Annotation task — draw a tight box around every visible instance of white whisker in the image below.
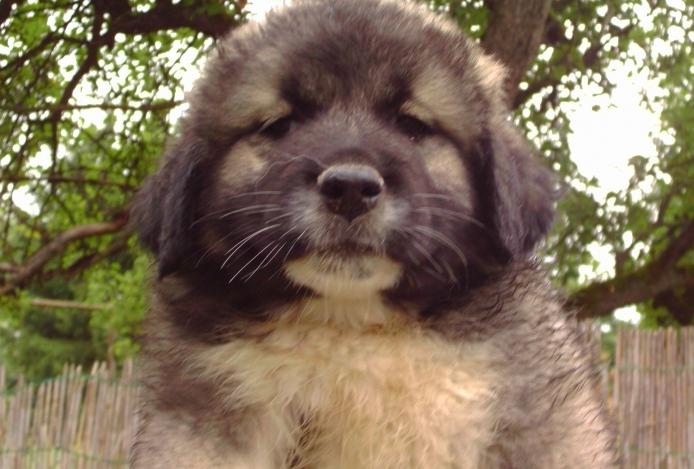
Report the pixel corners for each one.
[219,204,282,219]
[413,225,468,270]
[401,229,445,275]
[412,225,468,286]
[264,212,294,224]
[220,224,281,269]
[412,207,486,229]
[229,242,276,283]
[243,243,285,282]
[411,193,457,201]
[196,230,238,267]
[222,191,282,199]
[283,228,309,262]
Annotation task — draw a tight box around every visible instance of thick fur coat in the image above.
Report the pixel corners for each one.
[130,1,617,467]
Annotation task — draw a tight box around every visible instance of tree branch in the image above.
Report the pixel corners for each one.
[509,5,636,109]
[0,215,129,295]
[105,0,244,38]
[45,231,132,281]
[653,289,694,325]
[653,220,694,270]
[570,220,694,319]
[3,100,182,114]
[512,76,559,109]
[0,0,18,26]
[28,298,110,311]
[0,262,18,273]
[1,33,59,72]
[48,7,106,127]
[2,174,134,190]
[570,267,694,319]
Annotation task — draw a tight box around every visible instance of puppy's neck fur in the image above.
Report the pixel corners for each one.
[182,257,498,467]
[191,307,498,469]
[283,253,407,329]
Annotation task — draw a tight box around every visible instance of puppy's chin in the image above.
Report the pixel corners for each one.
[284,252,402,299]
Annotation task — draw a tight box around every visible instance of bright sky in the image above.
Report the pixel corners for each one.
[563,63,664,325]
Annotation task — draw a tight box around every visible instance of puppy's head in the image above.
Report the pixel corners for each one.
[133,0,556,311]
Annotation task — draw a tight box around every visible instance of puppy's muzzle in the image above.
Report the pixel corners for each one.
[317,164,384,222]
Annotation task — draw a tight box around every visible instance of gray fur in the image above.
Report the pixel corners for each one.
[130,1,616,467]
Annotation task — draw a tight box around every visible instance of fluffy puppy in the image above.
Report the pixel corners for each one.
[130,0,616,467]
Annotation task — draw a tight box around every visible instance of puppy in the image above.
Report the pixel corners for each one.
[130,0,616,467]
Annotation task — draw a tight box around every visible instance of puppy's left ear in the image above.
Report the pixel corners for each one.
[131,139,206,277]
[487,122,558,256]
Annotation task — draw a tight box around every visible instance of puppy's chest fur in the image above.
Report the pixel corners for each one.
[192,298,499,468]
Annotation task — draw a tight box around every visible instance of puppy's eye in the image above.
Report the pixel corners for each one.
[259,115,292,139]
[395,114,433,142]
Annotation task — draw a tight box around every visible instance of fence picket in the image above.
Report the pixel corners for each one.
[613,326,694,468]
[1,327,693,467]
[0,360,139,468]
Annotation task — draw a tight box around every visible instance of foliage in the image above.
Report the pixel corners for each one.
[85,247,150,364]
[443,0,694,326]
[0,0,242,378]
[0,244,149,380]
[0,0,692,378]
[0,290,95,380]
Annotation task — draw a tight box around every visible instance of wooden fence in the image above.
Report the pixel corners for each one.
[0,360,139,468]
[1,327,693,468]
[614,327,694,468]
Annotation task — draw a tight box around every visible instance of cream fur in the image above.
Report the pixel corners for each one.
[192,304,499,469]
[184,254,499,468]
[420,137,473,205]
[219,140,268,187]
[407,65,482,140]
[284,254,402,299]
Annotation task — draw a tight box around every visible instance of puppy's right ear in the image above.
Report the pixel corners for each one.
[487,122,558,256]
[132,139,205,278]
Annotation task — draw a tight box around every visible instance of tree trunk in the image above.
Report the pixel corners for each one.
[481,0,553,107]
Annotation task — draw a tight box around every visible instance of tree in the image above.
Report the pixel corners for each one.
[0,0,692,377]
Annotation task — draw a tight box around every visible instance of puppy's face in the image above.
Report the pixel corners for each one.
[134,0,555,313]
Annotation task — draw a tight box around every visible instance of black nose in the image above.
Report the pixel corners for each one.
[317,165,384,222]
